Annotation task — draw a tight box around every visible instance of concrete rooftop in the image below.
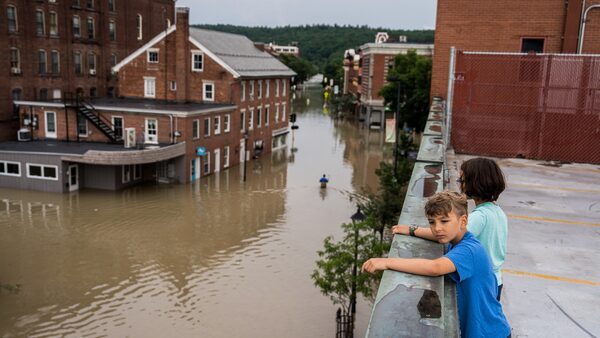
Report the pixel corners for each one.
[447,152,600,337]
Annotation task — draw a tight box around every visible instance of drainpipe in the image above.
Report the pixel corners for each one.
[578,3,600,53]
[169,114,174,143]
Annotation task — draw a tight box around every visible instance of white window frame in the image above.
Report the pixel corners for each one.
[87,16,95,39]
[275,79,280,97]
[51,50,60,74]
[265,105,270,127]
[203,82,214,101]
[0,161,21,177]
[170,81,177,91]
[282,79,287,96]
[241,81,246,102]
[224,146,230,168]
[112,116,123,138]
[249,81,254,100]
[10,47,20,70]
[240,109,246,132]
[26,163,58,181]
[214,115,221,135]
[249,108,254,130]
[7,5,18,33]
[45,111,57,138]
[257,106,262,128]
[49,11,58,36]
[275,103,280,122]
[266,80,270,98]
[136,14,142,40]
[282,103,287,122]
[193,119,200,139]
[224,114,230,133]
[35,9,45,36]
[147,48,159,64]
[258,80,262,99]
[145,118,158,144]
[203,118,211,137]
[191,50,203,72]
[203,151,211,174]
[72,15,80,37]
[122,165,131,183]
[108,20,116,41]
[144,76,156,98]
[88,52,96,74]
[77,118,88,137]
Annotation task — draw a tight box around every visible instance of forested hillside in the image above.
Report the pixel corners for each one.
[192,24,434,71]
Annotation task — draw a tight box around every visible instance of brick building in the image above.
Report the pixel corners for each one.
[431,0,600,98]
[1,7,294,193]
[343,33,433,128]
[1,0,176,142]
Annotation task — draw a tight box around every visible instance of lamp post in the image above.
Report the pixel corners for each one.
[350,207,365,319]
[243,131,249,182]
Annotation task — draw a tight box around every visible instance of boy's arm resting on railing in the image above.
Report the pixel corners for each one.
[392,224,438,241]
[361,257,456,277]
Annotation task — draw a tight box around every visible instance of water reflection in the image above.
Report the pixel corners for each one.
[0,88,386,337]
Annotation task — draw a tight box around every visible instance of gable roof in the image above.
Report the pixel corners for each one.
[189,28,296,79]
[112,25,177,73]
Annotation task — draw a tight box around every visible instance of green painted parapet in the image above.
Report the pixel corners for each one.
[365,100,459,337]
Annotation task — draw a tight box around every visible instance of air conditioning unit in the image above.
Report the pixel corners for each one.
[89,69,96,75]
[11,67,21,74]
[124,127,136,148]
[17,128,31,141]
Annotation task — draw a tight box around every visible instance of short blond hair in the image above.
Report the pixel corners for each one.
[425,191,468,218]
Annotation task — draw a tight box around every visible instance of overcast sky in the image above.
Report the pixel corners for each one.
[176,0,437,30]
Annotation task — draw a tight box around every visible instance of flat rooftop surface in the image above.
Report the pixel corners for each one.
[0,141,171,155]
[447,153,600,337]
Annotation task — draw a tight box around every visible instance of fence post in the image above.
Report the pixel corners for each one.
[445,47,457,150]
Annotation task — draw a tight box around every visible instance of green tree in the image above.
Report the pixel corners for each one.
[379,50,432,131]
[278,54,317,85]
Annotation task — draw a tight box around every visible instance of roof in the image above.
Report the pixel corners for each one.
[189,28,296,78]
[359,42,435,56]
[0,140,158,155]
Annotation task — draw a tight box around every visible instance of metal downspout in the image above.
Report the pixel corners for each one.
[578,3,600,53]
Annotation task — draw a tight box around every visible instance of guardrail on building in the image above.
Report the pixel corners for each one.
[365,98,458,337]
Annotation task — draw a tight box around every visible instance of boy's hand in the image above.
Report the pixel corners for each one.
[361,258,388,274]
[391,224,409,235]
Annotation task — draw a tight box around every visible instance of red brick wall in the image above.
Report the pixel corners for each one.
[430,0,595,99]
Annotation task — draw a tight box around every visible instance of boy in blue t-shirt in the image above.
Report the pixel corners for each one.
[362,191,510,338]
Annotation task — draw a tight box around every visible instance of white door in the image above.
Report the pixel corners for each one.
[240,139,245,163]
[214,149,221,172]
[45,111,57,138]
[145,118,158,144]
[68,164,79,191]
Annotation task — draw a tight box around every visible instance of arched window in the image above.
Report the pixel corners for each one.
[7,5,18,33]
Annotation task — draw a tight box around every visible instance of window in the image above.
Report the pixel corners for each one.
[136,14,142,40]
[282,103,286,122]
[73,0,81,7]
[241,81,246,101]
[249,108,254,130]
[122,165,130,183]
[0,161,20,177]
[36,10,45,36]
[88,52,96,74]
[51,50,59,74]
[240,110,246,132]
[110,54,117,66]
[257,107,262,127]
[7,6,17,33]
[214,116,221,135]
[108,0,115,12]
[249,81,255,99]
[203,118,210,137]
[282,80,286,96]
[10,48,20,70]
[112,116,123,138]
[72,16,80,37]
[78,118,87,136]
[192,119,199,139]
[38,50,47,74]
[49,12,58,36]
[275,103,280,122]
[170,81,177,91]
[39,88,48,101]
[203,152,210,174]
[52,89,61,99]
[147,49,159,63]
[144,77,155,98]
[74,52,82,74]
[87,17,94,39]
[89,87,97,98]
[224,146,230,168]
[265,106,270,126]
[192,51,203,71]
[521,38,545,54]
[145,118,157,143]
[108,20,116,41]
[86,0,93,9]
[203,82,214,101]
[275,79,280,97]
[266,80,270,98]
[258,80,262,98]
[27,164,58,181]
[224,114,230,132]
[12,88,22,101]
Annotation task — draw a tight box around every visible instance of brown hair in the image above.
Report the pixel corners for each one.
[425,191,468,218]
[460,158,505,202]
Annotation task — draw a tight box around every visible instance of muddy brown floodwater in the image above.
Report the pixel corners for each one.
[0,88,387,338]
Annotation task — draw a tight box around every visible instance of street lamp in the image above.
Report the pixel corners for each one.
[243,131,249,182]
[350,207,365,319]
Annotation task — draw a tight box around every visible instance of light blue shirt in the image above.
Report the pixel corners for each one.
[467,202,508,286]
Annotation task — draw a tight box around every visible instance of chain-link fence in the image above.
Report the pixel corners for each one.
[451,51,600,164]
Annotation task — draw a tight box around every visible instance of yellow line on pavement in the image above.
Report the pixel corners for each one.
[510,183,600,194]
[502,269,600,286]
[508,214,600,227]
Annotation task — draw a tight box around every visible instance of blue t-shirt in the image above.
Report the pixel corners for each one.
[468,202,508,286]
[445,232,510,338]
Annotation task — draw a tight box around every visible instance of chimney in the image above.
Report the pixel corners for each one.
[175,7,190,102]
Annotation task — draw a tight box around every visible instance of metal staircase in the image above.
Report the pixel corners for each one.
[76,102,122,143]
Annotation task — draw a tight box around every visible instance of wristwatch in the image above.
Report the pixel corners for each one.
[409,225,418,237]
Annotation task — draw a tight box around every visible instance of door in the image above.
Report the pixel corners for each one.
[214,149,220,172]
[145,118,158,144]
[191,159,196,182]
[45,111,57,138]
[68,164,79,191]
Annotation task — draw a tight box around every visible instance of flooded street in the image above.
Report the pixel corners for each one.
[0,88,387,337]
